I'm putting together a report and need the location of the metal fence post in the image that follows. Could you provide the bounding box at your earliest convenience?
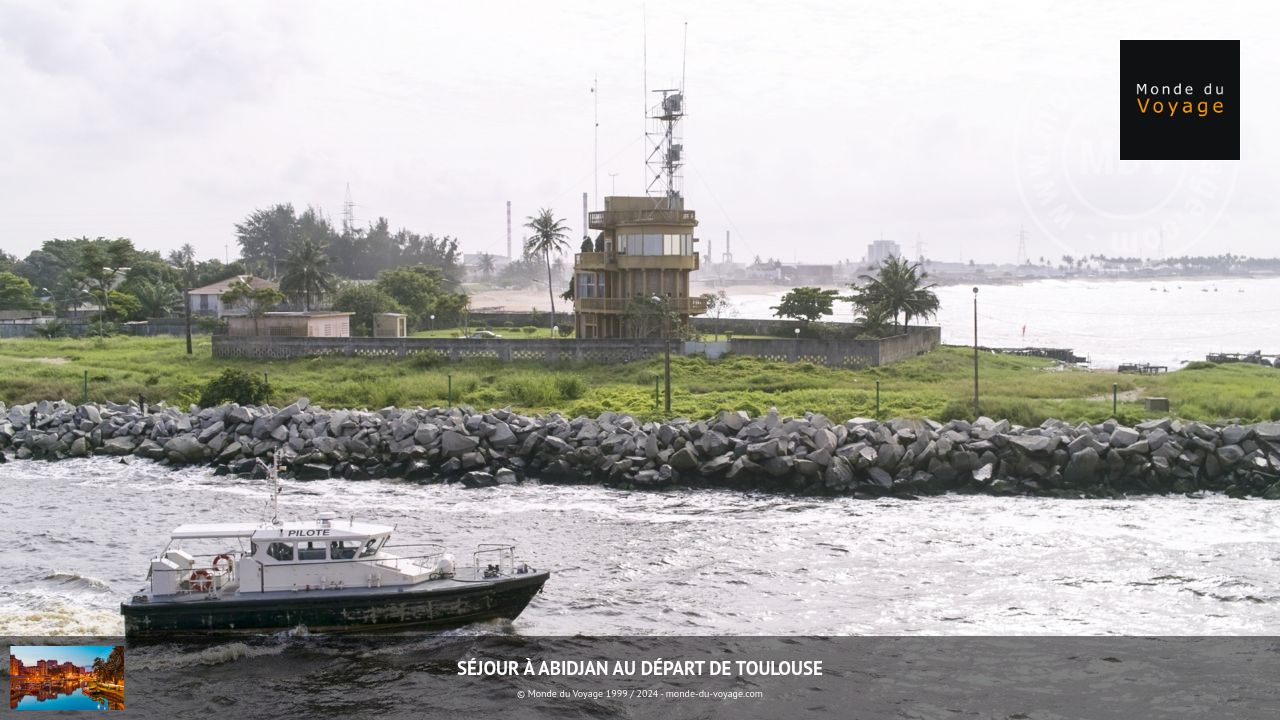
[448,374,453,406]
[82,370,88,404]
[1113,383,1118,416]
[875,380,880,419]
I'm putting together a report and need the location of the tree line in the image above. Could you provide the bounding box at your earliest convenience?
[771,257,940,336]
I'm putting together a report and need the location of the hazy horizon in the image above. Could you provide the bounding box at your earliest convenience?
[3,1,1277,266]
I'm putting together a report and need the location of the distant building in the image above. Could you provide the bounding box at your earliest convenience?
[571,195,707,338]
[782,264,835,285]
[227,311,352,338]
[744,259,783,282]
[373,312,408,338]
[188,275,278,317]
[865,239,901,268]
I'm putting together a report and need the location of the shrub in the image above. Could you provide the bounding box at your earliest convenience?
[200,368,272,407]
[555,375,587,400]
[522,326,538,335]
[31,320,66,339]
[85,320,119,338]
[1183,361,1216,370]
[195,316,228,334]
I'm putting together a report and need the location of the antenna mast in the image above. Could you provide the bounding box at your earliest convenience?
[592,75,599,210]
[343,183,356,234]
[1017,225,1029,266]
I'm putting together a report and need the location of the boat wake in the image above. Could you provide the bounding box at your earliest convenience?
[39,571,114,592]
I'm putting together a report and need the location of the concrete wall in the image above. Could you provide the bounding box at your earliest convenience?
[212,327,941,368]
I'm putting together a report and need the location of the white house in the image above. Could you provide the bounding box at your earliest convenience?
[188,275,277,317]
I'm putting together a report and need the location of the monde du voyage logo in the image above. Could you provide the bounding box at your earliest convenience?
[1120,40,1239,160]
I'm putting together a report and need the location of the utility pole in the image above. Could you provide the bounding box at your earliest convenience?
[972,287,980,418]
[506,201,512,259]
[184,289,193,355]
[653,295,672,415]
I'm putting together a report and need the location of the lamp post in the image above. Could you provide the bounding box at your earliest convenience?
[972,286,980,419]
[652,295,671,415]
[794,326,801,361]
[429,314,435,332]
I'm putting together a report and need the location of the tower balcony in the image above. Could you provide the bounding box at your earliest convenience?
[574,253,700,271]
[575,295,709,315]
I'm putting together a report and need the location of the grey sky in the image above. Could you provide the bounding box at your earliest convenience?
[2,1,1275,265]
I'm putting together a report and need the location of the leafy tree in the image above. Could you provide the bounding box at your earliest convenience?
[846,256,939,331]
[771,287,838,325]
[279,236,335,310]
[222,279,284,334]
[104,290,142,322]
[0,271,38,310]
[523,208,571,332]
[0,249,15,273]
[235,204,297,277]
[333,283,403,336]
[374,265,467,329]
[78,238,135,336]
[623,295,684,339]
[192,259,248,288]
[700,290,733,340]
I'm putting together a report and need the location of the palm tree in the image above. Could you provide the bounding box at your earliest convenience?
[279,237,335,310]
[523,208,571,331]
[847,256,939,332]
[132,279,182,318]
[478,252,496,278]
[167,244,196,268]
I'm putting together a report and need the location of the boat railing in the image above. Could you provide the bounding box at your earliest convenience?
[473,544,517,577]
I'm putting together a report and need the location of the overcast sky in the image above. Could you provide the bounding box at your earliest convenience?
[2,1,1276,266]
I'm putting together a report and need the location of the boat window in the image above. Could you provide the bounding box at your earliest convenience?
[330,540,361,560]
[266,542,294,562]
[298,541,326,562]
[359,537,383,558]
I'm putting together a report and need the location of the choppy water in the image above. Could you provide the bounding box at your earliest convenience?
[3,458,1280,637]
[728,276,1280,368]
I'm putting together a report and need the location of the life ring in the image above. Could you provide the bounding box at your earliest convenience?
[213,554,234,572]
[189,569,213,593]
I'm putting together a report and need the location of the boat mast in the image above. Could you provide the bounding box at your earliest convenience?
[269,449,283,526]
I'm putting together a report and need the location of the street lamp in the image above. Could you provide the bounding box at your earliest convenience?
[794,326,801,361]
[652,295,671,415]
[430,314,435,332]
[972,286,979,419]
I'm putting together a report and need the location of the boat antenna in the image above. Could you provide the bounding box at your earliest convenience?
[269,449,283,526]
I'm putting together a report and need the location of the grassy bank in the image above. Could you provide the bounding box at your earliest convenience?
[0,336,1276,425]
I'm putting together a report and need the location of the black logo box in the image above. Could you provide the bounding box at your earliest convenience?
[1120,39,1239,160]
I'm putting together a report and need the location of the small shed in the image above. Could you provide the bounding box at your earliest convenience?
[374,313,408,338]
[227,312,353,338]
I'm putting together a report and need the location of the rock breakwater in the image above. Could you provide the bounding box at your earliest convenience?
[3,399,1280,499]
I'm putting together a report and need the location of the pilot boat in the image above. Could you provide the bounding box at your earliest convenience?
[121,461,548,638]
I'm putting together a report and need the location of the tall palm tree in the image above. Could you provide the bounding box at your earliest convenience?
[523,208,571,331]
[279,236,335,310]
[478,252,496,278]
[847,256,939,331]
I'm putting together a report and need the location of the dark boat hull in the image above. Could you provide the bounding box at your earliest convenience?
[121,572,548,639]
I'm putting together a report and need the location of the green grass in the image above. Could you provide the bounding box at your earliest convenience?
[0,336,1277,425]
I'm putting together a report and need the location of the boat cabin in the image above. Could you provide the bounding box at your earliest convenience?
[147,511,444,597]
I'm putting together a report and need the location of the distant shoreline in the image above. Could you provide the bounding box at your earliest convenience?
[468,273,1280,312]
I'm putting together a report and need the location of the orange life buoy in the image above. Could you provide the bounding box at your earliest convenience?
[189,569,212,593]
[213,554,234,572]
